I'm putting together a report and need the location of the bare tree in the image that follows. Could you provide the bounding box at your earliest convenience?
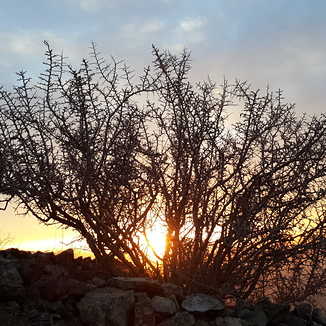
[0,41,160,276]
[1,43,326,302]
[147,47,326,301]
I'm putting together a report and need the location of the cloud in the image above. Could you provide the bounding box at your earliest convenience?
[0,31,42,56]
[139,20,165,34]
[180,18,205,32]
[77,0,101,12]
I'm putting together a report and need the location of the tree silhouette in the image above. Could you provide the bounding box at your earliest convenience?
[1,42,326,302]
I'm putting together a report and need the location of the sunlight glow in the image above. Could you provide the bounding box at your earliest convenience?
[140,225,167,261]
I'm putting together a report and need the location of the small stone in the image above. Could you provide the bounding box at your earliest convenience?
[293,303,312,321]
[134,297,155,326]
[237,308,255,319]
[182,293,223,312]
[286,314,307,326]
[54,249,74,266]
[151,295,177,315]
[157,312,196,326]
[241,309,268,326]
[161,282,184,302]
[313,308,326,325]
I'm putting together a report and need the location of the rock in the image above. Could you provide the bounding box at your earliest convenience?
[182,293,224,312]
[134,297,156,326]
[3,248,326,326]
[44,263,69,276]
[157,311,196,326]
[107,276,162,297]
[91,276,108,287]
[135,291,149,302]
[285,314,307,326]
[237,307,255,319]
[312,308,326,325]
[151,295,178,315]
[0,302,30,326]
[54,249,74,266]
[19,259,45,284]
[37,272,92,301]
[215,316,243,326]
[0,260,25,303]
[241,309,268,326]
[194,320,210,326]
[77,287,135,326]
[255,297,290,324]
[161,282,184,302]
[236,299,255,311]
[38,273,70,301]
[293,303,312,321]
[33,251,55,262]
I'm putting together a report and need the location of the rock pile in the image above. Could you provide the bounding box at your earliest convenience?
[0,248,326,326]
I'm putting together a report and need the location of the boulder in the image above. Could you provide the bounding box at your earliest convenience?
[0,259,25,303]
[182,293,224,312]
[215,316,243,326]
[107,276,162,297]
[134,297,156,326]
[285,314,307,326]
[312,308,326,325]
[54,248,75,266]
[157,311,196,326]
[77,286,135,326]
[19,259,46,284]
[161,282,184,302]
[237,308,255,319]
[293,303,312,322]
[236,298,255,311]
[194,320,210,326]
[240,309,268,326]
[151,295,178,315]
[37,272,92,301]
[255,297,290,324]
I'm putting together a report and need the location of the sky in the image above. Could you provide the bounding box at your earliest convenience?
[0,0,326,253]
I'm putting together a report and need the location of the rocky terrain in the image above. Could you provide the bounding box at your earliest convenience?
[0,247,326,326]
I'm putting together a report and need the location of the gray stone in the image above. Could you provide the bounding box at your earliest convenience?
[241,309,268,326]
[44,263,69,277]
[19,259,45,284]
[134,297,155,326]
[161,282,184,302]
[215,316,243,326]
[168,294,181,312]
[107,276,162,297]
[255,297,290,324]
[294,303,312,321]
[151,295,177,315]
[77,287,135,326]
[194,320,210,326]
[182,293,223,312]
[54,248,74,266]
[157,311,196,326]
[237,308,255,319]
[286,314,307,326]
[313,321,322,326]
[91,276,108,287]
[313,308,326,325]
[134,291,149,302]
[236,299,255,312]
[38,273,70,300]
[0,259,25,302]
[37,270,93,301]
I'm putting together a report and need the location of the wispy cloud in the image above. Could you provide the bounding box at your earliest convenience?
[80,0,100,12]
[180,18,205,32]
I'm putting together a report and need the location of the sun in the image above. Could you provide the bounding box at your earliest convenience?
[140,225,167,261]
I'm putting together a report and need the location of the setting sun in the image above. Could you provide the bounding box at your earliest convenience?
[140,225,167,261]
